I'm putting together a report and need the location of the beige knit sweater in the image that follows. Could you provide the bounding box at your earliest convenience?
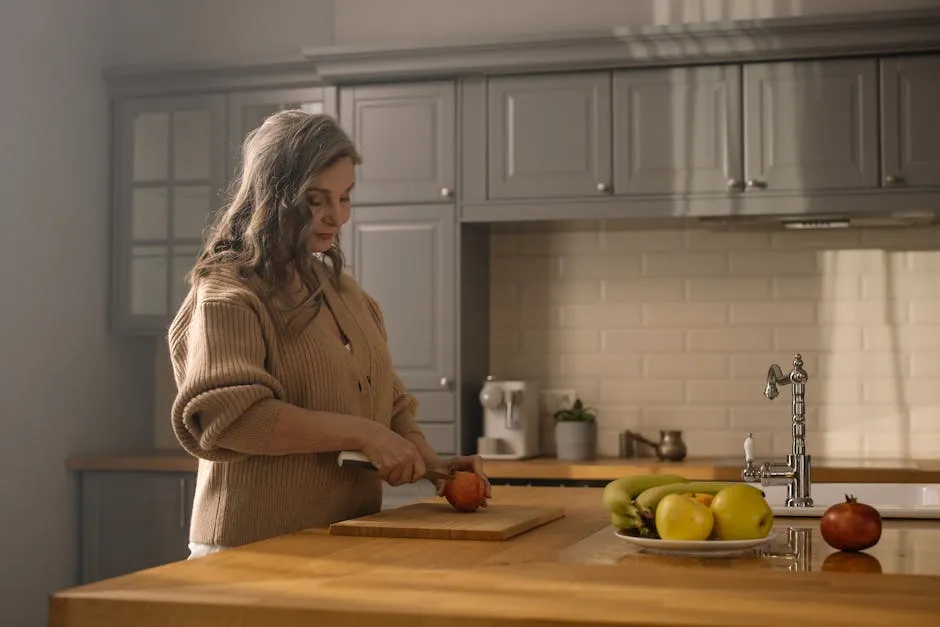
[167,262,424,547]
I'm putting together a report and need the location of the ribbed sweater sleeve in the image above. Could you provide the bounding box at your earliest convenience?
[171,297,286,461]
[363,293,424,439]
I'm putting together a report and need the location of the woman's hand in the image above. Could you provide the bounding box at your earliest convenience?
[360,428,427,486]
[430,455,492,506]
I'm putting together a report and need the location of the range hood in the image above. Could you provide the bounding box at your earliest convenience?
[696,210,940,231]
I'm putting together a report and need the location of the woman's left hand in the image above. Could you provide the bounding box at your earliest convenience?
[430,455,492,503]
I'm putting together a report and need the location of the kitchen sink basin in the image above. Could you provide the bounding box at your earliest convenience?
[764,483,940,519]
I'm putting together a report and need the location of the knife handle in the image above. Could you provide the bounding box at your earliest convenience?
[338,450,378,471]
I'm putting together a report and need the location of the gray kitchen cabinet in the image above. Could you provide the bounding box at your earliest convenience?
[487,72,612,200]
[880,54,940,188]
[225,86,336,177]
[79,471,194,584]
[742,58,880,192]
[339,82,456,205]
[347,203,457,453]
[111,94,227,335]
[613,65,743,196]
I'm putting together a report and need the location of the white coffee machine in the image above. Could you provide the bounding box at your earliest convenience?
[477,376,540,460]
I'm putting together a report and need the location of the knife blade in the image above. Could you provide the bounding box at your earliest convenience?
[337,450,453,481]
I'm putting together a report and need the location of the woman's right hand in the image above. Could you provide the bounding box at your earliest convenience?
[360,428,427,486]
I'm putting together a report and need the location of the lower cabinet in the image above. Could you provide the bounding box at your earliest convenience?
[79,471,194,584]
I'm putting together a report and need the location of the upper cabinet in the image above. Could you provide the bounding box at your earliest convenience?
[339,81,456,205]
[743,58,879,193]
[112,87,333,336]
[881,53,940,188]
[112,95,226,335]
[487,72,612,199]
[612,65,742,196]
[226,87,336,179]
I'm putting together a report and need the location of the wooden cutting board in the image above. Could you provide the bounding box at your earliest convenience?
[329,501,566,541]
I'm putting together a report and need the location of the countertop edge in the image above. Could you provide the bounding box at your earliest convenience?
[65,452,940,483]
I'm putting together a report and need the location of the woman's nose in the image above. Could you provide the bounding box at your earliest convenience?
[319,200,339,225]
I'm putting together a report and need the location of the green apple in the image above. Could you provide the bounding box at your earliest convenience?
[710,485,774,540]
[655,494,714,541]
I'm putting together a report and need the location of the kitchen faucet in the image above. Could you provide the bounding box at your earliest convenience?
[742,353,813,507]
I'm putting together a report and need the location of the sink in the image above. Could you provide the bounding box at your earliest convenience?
[764,483,940,519]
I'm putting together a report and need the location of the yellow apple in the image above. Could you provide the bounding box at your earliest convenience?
[710,485,774,541]
[655,494,714,541]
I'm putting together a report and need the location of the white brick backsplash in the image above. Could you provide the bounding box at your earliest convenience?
[604,278,685,302]
[643,302,727,327]
[603,329,685,353]
[687,328,773,352]
[491,223,940,461]
[642,353,729,379]
[561,303,642,329]
[688,278,772,302]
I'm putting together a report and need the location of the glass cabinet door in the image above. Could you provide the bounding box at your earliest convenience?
[114,95,226,334]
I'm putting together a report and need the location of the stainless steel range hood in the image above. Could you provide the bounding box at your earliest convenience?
[696,210,940,231]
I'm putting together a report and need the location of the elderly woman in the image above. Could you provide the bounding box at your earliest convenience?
[168,110,489,559]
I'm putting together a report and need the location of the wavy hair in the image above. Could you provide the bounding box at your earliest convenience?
[191,110,361,316]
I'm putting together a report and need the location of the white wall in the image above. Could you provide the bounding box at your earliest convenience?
[0,1,153,626]
[332,0,940,45]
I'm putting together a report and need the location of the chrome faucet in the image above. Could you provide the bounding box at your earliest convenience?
[742,353,813,507]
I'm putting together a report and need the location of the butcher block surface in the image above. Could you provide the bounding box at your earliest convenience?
[329,501,566,540]
[50,486,940,627]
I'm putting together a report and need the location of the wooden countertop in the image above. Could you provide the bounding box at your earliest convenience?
[66,450,940,483]
[51,486,940,627]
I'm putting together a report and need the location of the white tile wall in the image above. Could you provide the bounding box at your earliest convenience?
[490,222,940,461]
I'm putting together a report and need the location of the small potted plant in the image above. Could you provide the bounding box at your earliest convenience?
[553,397,597,461]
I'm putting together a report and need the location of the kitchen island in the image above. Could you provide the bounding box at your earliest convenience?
[51,486,940,627]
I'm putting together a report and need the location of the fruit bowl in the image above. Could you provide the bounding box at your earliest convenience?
[615,529,776,558]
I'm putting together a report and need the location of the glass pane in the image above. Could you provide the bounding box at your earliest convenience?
[171,245,201,312]
[242,104,282,137]
[299,101,323,114]
[172,185,212,239]
[133,112,169,182]
[240,101,323,137]
[172,109,211,180]
[131,187,168,240]
[130,246,168,316]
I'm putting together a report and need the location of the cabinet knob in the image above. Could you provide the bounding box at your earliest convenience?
[885,174,906,186]
[727,179,745,192]
[596,182,610,193]
[439,377,452,389]
[440,187,454,198]
[745,179,767,190]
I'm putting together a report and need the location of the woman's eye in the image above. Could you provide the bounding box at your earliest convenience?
[340,196,351,204]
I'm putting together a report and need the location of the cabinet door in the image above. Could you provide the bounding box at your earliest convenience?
[226,87,333,179]
[339,82,456,205]
[348,204,456,393]
[113,95,226,335]
[488,72,612,200]
[80,472,194,584]
[613,65,743,195]
[743,59,879,192]
[881,54,940,188]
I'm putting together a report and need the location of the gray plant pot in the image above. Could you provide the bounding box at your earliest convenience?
[555,420,597,461]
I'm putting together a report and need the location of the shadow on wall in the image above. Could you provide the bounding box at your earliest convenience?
[487,3,940,460]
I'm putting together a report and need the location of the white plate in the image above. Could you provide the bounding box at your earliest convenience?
[614,529,776,558]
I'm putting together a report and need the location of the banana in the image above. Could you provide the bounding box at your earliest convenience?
[601,474,687,516]
[633,482,695,514]
[685,481,766,499]
[635,481,767,516]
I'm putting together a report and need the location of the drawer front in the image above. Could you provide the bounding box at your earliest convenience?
[419,422,457,455]
[412,390,455,422]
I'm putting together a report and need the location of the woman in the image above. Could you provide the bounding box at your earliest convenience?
[168,110,489,559]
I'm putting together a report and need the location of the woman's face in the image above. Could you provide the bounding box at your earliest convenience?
[306,156,355,253]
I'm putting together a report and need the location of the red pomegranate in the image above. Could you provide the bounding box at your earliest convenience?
[819,494,883,552]
[442,471,487,513]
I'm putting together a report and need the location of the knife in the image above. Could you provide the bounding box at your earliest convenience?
[337,450,453,482]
